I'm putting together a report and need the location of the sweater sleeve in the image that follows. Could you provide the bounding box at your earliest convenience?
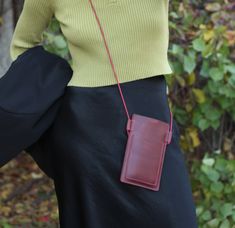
[9,0,54,61]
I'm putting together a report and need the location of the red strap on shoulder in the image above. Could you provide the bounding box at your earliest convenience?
[88,0,173,141]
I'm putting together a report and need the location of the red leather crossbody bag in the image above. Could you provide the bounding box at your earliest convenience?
[88,0,173,191]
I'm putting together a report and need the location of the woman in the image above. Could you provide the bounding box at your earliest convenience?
[10,0,198,227]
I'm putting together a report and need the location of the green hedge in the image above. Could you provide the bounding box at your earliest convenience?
[192,153,235,227]
[166,1,235,157]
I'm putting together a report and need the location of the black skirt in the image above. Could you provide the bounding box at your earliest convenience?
[38,75,198,228]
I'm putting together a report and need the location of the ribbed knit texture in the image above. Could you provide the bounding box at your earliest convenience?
[10,0,173,87]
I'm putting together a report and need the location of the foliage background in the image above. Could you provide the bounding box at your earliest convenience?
[0,1,235,227]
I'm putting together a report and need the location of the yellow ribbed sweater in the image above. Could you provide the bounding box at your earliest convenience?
[10,0,173,87]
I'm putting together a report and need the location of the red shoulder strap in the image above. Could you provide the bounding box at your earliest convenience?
[88,0,173,143]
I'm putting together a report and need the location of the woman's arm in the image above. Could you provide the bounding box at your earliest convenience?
[9,0,54,61]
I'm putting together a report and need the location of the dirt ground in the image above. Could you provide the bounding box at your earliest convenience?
[0,152,59,227]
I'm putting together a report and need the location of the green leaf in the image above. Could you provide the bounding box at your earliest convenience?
[196,206,204,216]
[219,219,230,228]
[184,55,196,74]
[192,88,206,103]
[209,68,224,81]
[211,120,220,130]
[0,220,12,228]
[171,44,184,56]
[206,108,221,121]
[198,119,210,131]
[232,210,235,222]
[217,97,233,109]
[54,35,67,49]
[201,210,212,221]
[207,218,220,227]
[200,60,210,77]
[169,12,180,19]
[210,181,224,193]
[214,158,227,172]
[220,203,233,218]
[193,38,206,52]
[171,61,184,74]
[225,65,235,74]
[228,74,235,88]
[200,101,213,114]
[218,84,235,98]
[201,165,220,182]
[202,158,215,166]
[202,43,214,58]
[192,110,203,126]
